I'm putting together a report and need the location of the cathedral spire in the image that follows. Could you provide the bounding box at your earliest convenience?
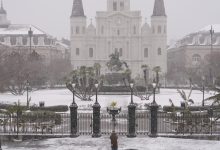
[71,0,85,17]
[152,0,166,17]
[0,0,6,14]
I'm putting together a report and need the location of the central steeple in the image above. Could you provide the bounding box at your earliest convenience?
[71,0,85,17]
[107,0,130,12]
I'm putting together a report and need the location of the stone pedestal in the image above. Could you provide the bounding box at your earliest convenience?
[127,103,136,138]
[149,102,159,137]
[70,103,79,138]
[92,102,101,138]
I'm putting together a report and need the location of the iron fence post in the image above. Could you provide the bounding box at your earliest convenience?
[149,102,159,137]
[208,108,213,135]
[92,102,101,137]
[70,103,79,138]
[127,103,136,137]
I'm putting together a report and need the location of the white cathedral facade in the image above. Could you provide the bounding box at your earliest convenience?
[70,0,167,78]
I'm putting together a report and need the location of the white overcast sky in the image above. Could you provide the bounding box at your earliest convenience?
[4,0,220,43]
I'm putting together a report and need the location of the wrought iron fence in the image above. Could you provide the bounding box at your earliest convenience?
[0,113,70,135]
[0,111,219,136]
[157,111,220,135]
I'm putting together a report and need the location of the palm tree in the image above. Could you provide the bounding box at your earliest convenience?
[177,88,194,109]
[122,68,132,86]
[67,66,97,101]
[94,63,101,77]
[153,66,161,84]
[141,65,149,87]
[205,87,220,106]
[153,66,161,92]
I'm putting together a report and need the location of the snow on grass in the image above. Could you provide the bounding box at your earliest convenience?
[0,88,214,110]
[3,136,220,150]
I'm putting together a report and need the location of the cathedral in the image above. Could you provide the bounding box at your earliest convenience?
[70,0,167,78]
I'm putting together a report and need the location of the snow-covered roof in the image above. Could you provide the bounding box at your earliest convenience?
[55,41,69,49]
[0,24,47,35]
[198,24,220,33]
[168,24,220,50]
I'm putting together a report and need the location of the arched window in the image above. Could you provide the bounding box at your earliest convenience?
[76,48,80,56]
[33,37,38,45]
[89,48,93,57]
[133,26,136,34]
[113,2,117,11]
[152,26,155,34]
[158,26,161,34]
[192,54,201,65]
[158,48,162,55]
[10,37,16,45]
[120,2,124,10]
[22,37,27,45]
[117,29,120,36]
[144,48,148,58]
[76,26,80,34]
[115,48,118,54]
[119,48,123,57]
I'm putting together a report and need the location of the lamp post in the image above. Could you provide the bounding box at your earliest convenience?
[127,83,136,137]
[130,83,134,104]
[152,82,157,104]
[95,83,98,104]
[0,135,2,150]
[72,83,76,104]
[26,80,30,109]
[28,28,33,54]
[149,82,159,137]
[209,26,214,85]
[202,76,205,107]
[92,83,101,137]
[69,83,78,138]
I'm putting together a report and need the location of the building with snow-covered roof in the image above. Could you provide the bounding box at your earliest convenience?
[167,24,220,84]
[168,24,220,68]
[70,0,168,78]
[0,1,69,64]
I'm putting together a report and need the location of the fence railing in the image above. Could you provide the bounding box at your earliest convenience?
[0,111,219,137]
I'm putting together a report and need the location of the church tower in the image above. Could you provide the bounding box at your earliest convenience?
[70,0,87,69]
[107,0,130,11]
[0,0,10,28]
[151,0,167,73]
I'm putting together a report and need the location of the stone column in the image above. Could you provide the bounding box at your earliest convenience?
[127,103,136,137]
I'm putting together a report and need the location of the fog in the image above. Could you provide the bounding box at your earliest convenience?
[4,0,220,43]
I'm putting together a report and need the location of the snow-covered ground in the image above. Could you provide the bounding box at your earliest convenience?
[0,88,214,110]
[2,136,220,150]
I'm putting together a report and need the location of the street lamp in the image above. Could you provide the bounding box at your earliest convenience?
[26,80,30,109]
[130,83,134,104]
[152,82,157,104]
[202,76,205,107]
[209,26,214,85]
[72,83,76,104]
[95,83,99,104]
[28,28,33,54]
